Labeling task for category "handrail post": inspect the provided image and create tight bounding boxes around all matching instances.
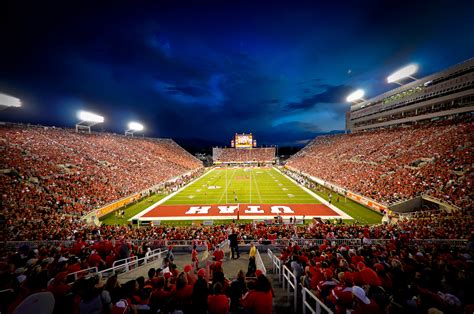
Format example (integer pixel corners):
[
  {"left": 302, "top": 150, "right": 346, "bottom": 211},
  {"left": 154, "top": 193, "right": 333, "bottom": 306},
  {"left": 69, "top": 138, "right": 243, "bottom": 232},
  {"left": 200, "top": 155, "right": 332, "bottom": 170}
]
[
  {"left": 302, "top": 288, "right": 306, "bottom": 314},
  {"left": 294, "top": 277, "right": 297, "bottom": 313}
]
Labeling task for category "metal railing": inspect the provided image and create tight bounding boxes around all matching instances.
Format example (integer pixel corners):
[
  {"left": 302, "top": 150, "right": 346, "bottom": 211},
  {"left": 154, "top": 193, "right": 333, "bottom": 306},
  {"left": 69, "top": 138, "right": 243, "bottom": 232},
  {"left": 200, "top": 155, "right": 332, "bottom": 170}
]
[
  {"left": 68, "top": 266, "right": 98, "bottom": 281},
  {"left": 282, "top": 265, "right": 298, "bottom": 313},
  {"left": 256, "top": 249, "right": 266, "bottom": 275},
  {"left": 267, "top": 248, "right": 282, "bottom": 281},
  {"left": 4, "top": 237, "right": 468, "bottom": 253},
  {"left": 268, "top": 248, "right": 333, "bottom": 314},
  {"left": 302, "top": 287, "right": 333, "bottom": 314},
  {"left": 67, "top": 248, "right": 165, "bottom": 285}
]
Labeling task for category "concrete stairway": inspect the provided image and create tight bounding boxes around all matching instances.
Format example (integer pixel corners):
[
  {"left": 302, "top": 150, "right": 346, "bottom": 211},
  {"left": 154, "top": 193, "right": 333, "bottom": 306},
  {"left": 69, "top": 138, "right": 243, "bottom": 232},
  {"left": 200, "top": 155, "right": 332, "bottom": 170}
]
[
  {"left": 260, "top": 251, "right": 296, "bottom": 314},
  {"left": 116, "top": 250, "right": 300, "bottom": 313}
]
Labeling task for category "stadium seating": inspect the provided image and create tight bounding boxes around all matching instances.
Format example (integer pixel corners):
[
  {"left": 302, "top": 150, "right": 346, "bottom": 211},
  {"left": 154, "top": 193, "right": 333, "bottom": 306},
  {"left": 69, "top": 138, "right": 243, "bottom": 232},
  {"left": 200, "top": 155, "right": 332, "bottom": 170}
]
[
  {"left": 0, "top": 125, "right": 203, "bottom": 240},
  {"left": 1, "top": 122, "right": 472, "bottom": 313},
  {"left": 1, "top": 211, "right": 473, "bottom": 313},
  {"left": 213, "top": 147, "right": 275, "bottom": 163},
  {"left": 287, "top": 120, "right": 473, "bottom": 209}
]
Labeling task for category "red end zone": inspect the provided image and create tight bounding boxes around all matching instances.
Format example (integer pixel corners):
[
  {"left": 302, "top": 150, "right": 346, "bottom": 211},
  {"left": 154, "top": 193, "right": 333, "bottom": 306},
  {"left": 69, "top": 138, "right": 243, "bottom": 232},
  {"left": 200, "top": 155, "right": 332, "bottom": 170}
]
[{"left": 140, "top": 203, "right": 341, "bottom": 220}]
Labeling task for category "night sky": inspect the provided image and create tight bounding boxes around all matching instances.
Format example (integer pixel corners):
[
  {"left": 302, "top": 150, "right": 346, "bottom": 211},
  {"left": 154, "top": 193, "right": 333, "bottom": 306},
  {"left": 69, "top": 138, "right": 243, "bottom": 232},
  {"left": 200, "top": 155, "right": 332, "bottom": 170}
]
[{"left": 1, "top": 0, "right": 473, "bottom": 147}]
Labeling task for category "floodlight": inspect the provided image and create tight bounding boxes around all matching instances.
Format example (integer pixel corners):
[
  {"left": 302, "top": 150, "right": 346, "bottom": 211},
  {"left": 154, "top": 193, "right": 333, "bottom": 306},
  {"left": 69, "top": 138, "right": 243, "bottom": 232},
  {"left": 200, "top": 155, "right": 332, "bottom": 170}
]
[
  {"left": 128, "top": 122, "right": 144, "bottom": 131},
  {"left": 77, "top": 110, "right": 104, "bottom": 123},
  {"left": 346, "top": 89, "right": 366, "bottom": 102},
  {"left": 76, "top": 110, "right": 104, "bottom": 133},
  {"left": 0, "top": 93, "right": 21, "bottom": 107},
  {"left": 125, "top": 121, "right": 145, "bottom": 136},
  {"left": 387, "top": 64, "right": 418, "bottom": 83}
]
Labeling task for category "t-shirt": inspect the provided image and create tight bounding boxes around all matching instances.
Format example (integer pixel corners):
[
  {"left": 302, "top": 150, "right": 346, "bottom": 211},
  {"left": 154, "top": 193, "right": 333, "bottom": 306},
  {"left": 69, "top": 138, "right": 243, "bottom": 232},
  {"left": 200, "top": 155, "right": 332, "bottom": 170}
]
[
  {"left": 207, "top": 294, "right": 229, "bottom": 314},
  {"left": 213, "top": 250, "right": 224, "bottom": 261},
  {"left": 353, "top": 299, "right": 381, "bottom": 314},
  {"left": 249, "top": 246, "right": 257, "bottom": 259},
  {"left": 242, "top": 290, "right": 272, "bottom": 314}
]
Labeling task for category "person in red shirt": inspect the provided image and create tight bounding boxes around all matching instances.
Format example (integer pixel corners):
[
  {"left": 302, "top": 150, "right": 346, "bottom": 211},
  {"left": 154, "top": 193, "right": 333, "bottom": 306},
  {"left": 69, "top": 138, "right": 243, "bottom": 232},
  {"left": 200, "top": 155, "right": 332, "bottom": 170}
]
[
  {"left": 66, "top": 256, "right": 82, "bottom": 274},
  {"left": 374, "top": 263, "right": 392, "bottom": 291},
  {"left": 213, "top": 246, "right": 224, "bottom": 262},
  {"left": 192, "top": 244, "right": 199, "bottom": 269},
  {"left": 352, "top": 286, "right": 381, "bottom": 314},
  {"left": 207, "top": 282, "right": 230, "bottom": 314},
  {"left": 310, "top": 263, "right": 324, "bottom": 290},
  {"left": 105, "top": 250, "right": 116, "bottom": 268},
  {"left": 48, "top": 271, "right": 71, "bottom": 300},
  {"left": 317, "top": 268, "right": 338, "bottom": 301},
  {"left": 242, "top": 274, "right": 273, "bottom": 314},
  {"left": 173, "top": 272, "right": 194, "bottom": 313},
  {"left": 329, "top": 271, "right": 354, "bottom": 314},
  {"left": 183, "top": 264, "right": 196, "bottom": 285},
  {"left": 356, "top": 262, "right": 381, "bottom": 287},
  {"left": 88, "top": 250, "right": 104, "bottom": 268},
  {"left": 149, "top": 278, "right": 172, "bottom": 313}
]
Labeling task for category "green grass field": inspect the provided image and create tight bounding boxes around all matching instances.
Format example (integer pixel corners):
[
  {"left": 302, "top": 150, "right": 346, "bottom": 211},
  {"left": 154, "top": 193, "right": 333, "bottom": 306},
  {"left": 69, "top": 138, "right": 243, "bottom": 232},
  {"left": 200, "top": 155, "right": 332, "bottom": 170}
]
[
  {"left": 100, "top": 166, "right": 383, "bottom": 225},
  {"left": 164, "top": 167, "right": 319, "bottom": 205},
  {"left": 310, "top": 187, "right": 383, "bottom": 225},
  {"left": 100, "top": 193, "right": 166, "bottom": 225}
]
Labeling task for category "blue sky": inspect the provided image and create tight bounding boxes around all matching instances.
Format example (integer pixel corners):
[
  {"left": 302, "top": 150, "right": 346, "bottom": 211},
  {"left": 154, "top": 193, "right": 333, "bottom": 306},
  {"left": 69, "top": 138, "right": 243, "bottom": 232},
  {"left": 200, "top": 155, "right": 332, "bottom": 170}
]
[{"left": 1, "top": 0, "right": 473, "bottom": 146}]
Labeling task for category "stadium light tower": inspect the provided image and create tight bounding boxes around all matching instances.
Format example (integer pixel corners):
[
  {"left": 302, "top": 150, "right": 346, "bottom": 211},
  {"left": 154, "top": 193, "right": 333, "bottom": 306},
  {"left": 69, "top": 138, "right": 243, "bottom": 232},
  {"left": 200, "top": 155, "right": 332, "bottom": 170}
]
[
  {"left": 0, "top": 92, "right": 21, "bottom": 111},
  {"left": 387, "top": 64, "right": 419, "bottom": 85},
  {"left": 346, "top": 89, "right": 366, "bottom": 103},
  {"left": 76, "top": 110, "right": 104, "bottom": 133},
  {"left": 125, "top": 121, "right": 144, "bottom": 136}
]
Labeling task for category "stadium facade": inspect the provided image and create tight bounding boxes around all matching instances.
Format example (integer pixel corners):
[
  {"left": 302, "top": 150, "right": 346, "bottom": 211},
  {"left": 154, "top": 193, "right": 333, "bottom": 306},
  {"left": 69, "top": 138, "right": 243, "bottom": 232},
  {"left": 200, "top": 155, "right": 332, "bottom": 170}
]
[
  {"left": 212, "top": 133, "right": 276, "bottom": 165},
  {"left": 346, "top": 58, "right": 474, "bottom": 132}
]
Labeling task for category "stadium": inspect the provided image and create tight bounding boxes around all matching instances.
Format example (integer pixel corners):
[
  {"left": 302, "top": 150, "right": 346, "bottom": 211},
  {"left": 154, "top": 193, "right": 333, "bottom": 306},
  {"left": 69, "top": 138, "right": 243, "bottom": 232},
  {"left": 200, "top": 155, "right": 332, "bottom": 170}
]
[{"left": 1, "top": 3, "right": 473, "bottom": 314}]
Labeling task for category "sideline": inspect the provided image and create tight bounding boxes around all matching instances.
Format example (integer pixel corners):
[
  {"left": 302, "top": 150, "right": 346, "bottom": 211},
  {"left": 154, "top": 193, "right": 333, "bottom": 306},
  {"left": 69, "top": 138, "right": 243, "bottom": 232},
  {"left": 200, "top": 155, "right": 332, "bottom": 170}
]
[
  {"left": 130, "top": 168, "right": 216, "bottom": 221},
  {"left": 273, "top": 167, "right": 353, "bottom": 220}
]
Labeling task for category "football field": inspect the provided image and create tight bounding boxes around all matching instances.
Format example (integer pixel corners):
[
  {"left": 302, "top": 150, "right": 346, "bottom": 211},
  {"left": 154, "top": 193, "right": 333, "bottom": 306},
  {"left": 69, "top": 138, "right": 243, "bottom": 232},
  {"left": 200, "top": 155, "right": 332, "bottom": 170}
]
[
  {"left": 134, "top": 167, "right": 353, "bottom": 221},
  {"left": 165, "top": 167, "right": 317, "bottom": 205}
]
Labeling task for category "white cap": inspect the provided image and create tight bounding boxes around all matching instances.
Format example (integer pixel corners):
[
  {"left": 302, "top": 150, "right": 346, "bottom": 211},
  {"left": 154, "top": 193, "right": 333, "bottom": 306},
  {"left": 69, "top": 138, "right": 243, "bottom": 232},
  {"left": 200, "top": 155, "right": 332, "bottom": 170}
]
[{"left": 352, "top": 286, "right": 370, "bottom": 305}]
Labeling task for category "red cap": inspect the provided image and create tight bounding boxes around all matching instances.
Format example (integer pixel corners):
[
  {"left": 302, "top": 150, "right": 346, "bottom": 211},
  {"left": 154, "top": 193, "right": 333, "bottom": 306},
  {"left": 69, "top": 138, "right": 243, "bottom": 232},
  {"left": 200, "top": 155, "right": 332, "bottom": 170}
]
[
  {"left": 343, "top": 271, "right": 353, "bottom": 283},
  {"left": 184, "top": 265, "right": 192, "bottom": 272},
  {"left": 255, "top": 269, "right": 263, "bottom": 277},
  {"left": 197, "top": 268, "right": 206, "bottom": 277},
  {"left": 324, "top": 268, "right": 333, "bottom": 278},
  {"left": 374, "top": 263, "right": 384, "bottom": 271}
]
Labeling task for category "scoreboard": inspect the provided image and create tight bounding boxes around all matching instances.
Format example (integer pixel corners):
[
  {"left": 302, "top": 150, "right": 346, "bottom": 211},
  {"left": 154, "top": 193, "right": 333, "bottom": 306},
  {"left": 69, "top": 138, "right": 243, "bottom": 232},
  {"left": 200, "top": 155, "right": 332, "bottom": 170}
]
[{"left": 231, "top": 133, "right": 256, "bottom": 148}]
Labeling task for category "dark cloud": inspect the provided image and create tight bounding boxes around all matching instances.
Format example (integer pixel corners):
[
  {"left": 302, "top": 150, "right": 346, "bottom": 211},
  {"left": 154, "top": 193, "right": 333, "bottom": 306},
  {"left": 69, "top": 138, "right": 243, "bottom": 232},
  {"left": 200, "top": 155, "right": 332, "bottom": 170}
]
[
  {"left": 1, "top": 0, "right": 473, "bottom": 148},
  {"left": 285, "top": 84, "right": 353, "bottom": 111}
]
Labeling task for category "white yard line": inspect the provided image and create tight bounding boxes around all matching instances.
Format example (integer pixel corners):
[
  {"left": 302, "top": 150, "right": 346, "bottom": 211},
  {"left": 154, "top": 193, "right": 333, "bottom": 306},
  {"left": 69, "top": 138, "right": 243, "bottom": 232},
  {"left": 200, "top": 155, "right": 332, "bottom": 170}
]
[
  {"left": 273, "top": 167, "right": 353, "bottom": 220},
  {"left": 252, "top": 169, "right": 264, "bottom": 203},
  {"left": 130, "top": 168, "right": 216, "bottom": 220},
  {"left": 217, "top": 168, "right": 237, "bottom": 204},
  {"left": 141, "top": 214, "right": 346, "bottom": 221}
]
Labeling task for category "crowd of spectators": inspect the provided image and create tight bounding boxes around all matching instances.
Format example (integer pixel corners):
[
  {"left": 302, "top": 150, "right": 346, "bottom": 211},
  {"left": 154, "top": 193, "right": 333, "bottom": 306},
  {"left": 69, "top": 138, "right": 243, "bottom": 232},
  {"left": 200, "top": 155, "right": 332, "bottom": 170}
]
[
  {"left": 1, "top": 211, "right": 472, "bottom": 312},
  {"left": 1, "top": 121, "right": 473, "bottom": 312},
  {"left": 213, "top": 147, "right": 275, "bottom": 163},
  {"left": 1, "top": 242, "right": 274, "bottom": 314},
  {"left": 287, "top": 120, "right": 473, "bottom": 209},
  {"left": 284, "top": 229, "right": 474, "bottom": 313},
  {"left": 0, "top": 124, "right": 203, "bottom": 241}
]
